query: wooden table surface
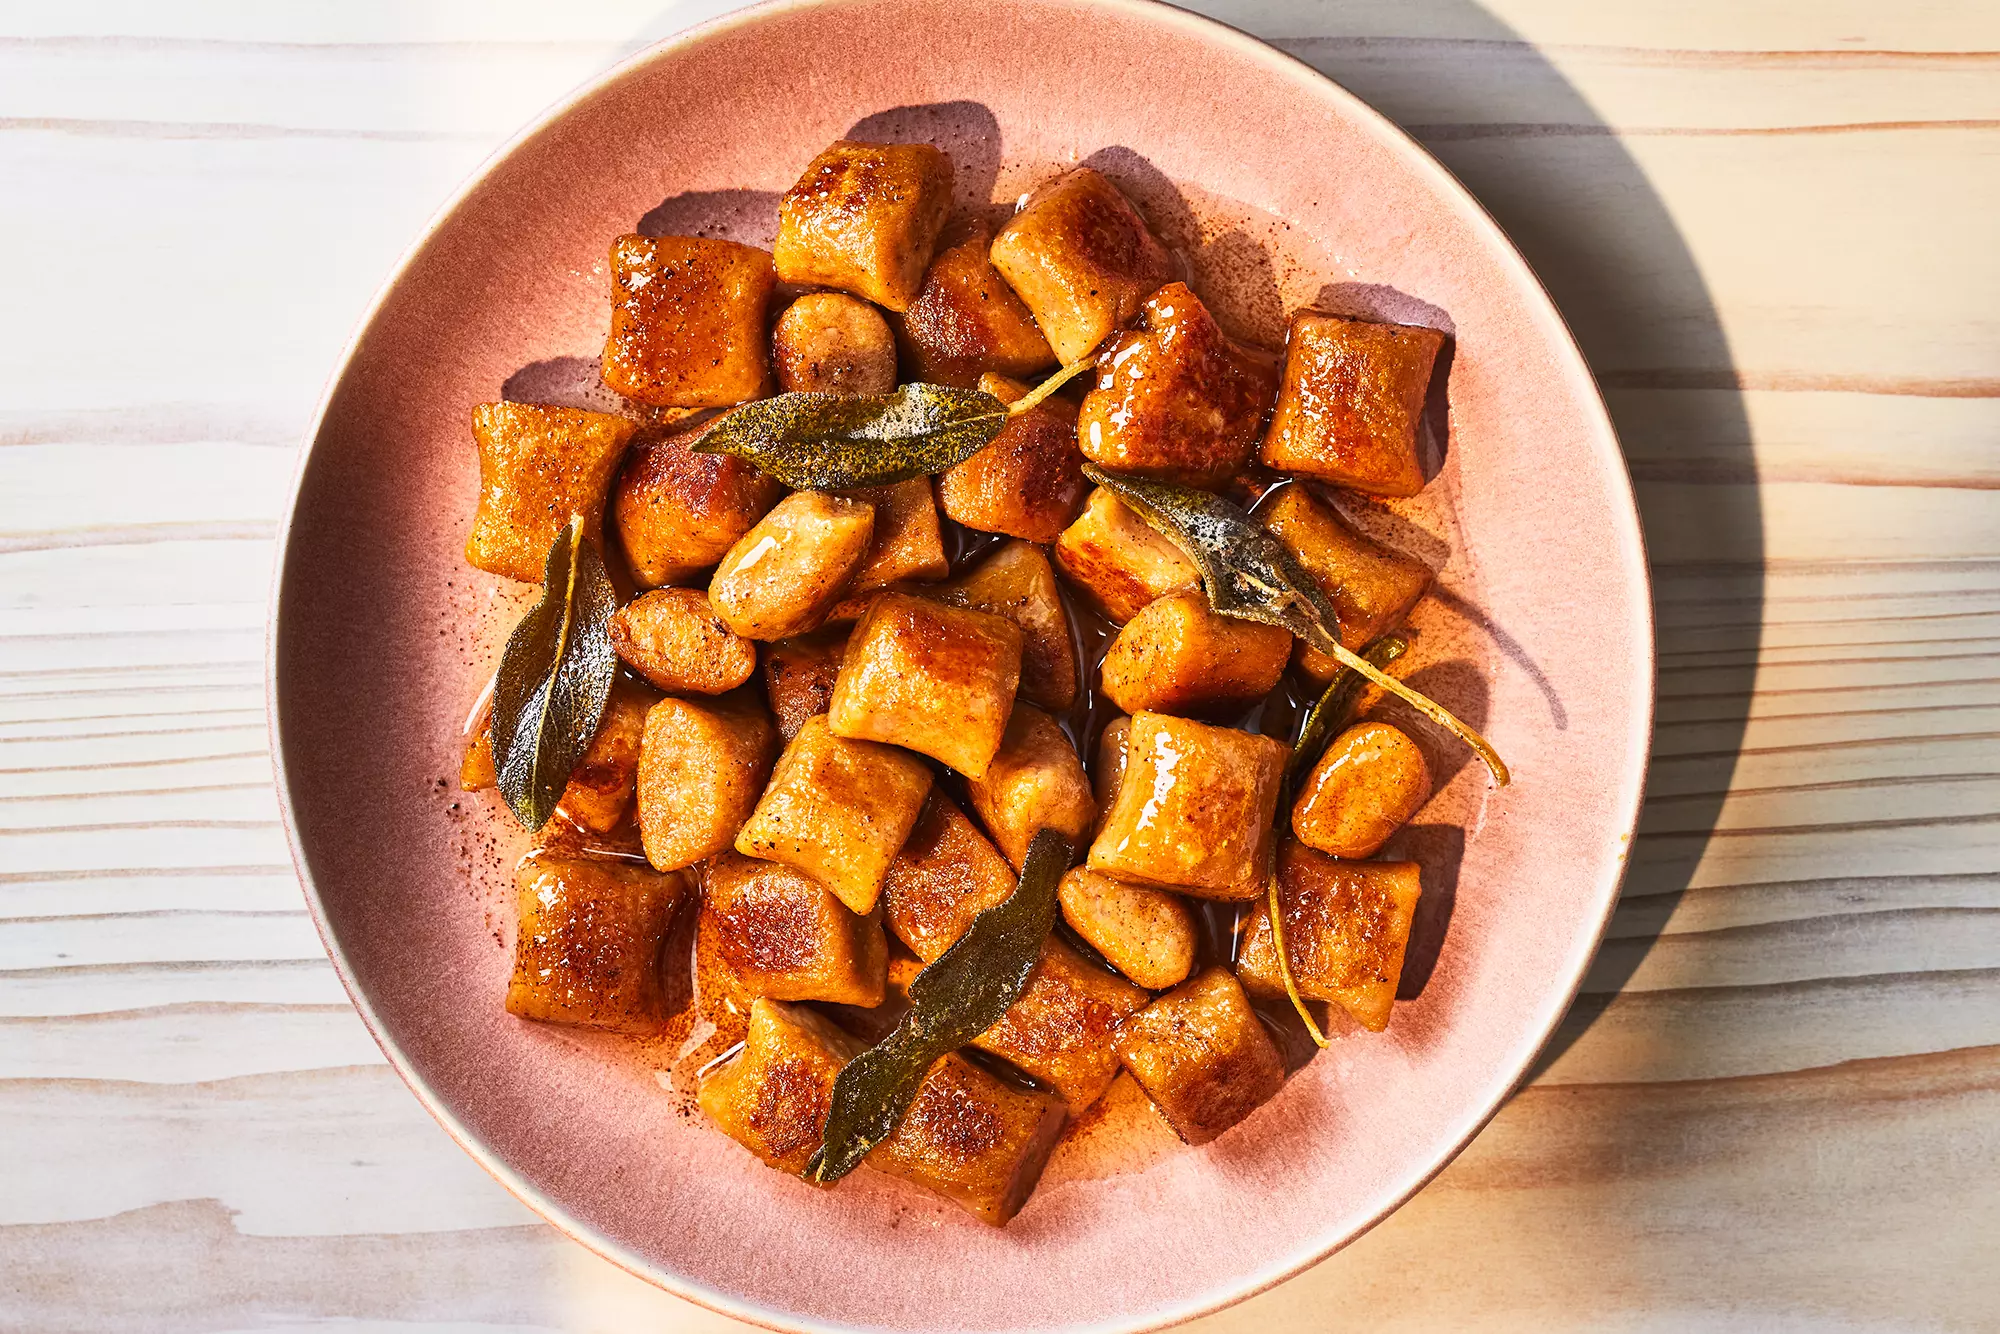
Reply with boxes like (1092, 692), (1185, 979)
(4, 1), (1996, 1329)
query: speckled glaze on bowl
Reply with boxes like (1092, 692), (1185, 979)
(269, 0), (1652, 1329)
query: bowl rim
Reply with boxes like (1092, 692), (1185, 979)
(267, 0), (1655, 1328)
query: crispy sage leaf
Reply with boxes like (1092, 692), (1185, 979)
(1083, 465), (1511, 786)
(808, 828), (1074, 1185)
(490, 516), (619, 831)
(692, 383), (1009, 489)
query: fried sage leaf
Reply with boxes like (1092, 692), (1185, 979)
(692, 383), (1009, 489)
(1083, 465), (1510, 786)
(491, 516), (619, 831)
(808, 828), (1073, 1185)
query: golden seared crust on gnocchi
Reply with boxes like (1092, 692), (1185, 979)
(771, 292), (899, 396)
(611, 417), (784, 590)
(989, 167), (1175, 365)
(893, 217), (1056, 387)
(709, 491), (877, 641)
(608, 587), (757, 695)
(968, 937), (1148, 1113)
(1236, 844), (1422, 1032)
(835, 478), (949, 593)
(1258, 483), (1433, 675)
(699, 852), (887, 1007)
(735, 714), (934, 916)
(636, 689), (778, 872)
(1053, 486), (1199, 624)
(698, 998), (864, 1176)
(1259, 311), (1446, 497)
(505, 854), (686, 1035)
(466, 401), (640, 583)
(1113, 967), (1287, 1145)
(774, 140), (954, 313)
(881, 790), (1017, 962)
(964, 703), (1096, 871)
(1291, 720), (1432, 859)
(827, 591), (1023, 778)
(460, 132), (1493, 1224)
(1089, 712), (1288, 900)
(1057, 866), (1196, 990)
(933, 540), (1078, 712)
(936, 373), (1087, 543)
(864, 1050), (1068, 1226)
(601, 234), (775, 408)
(1077, 283), (1278, 489)
(1098, 588), (1292, 718)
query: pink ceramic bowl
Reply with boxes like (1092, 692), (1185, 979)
(270, 0), (1652, 1329)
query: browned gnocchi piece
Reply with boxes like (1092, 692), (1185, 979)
(761, 627), (849, 742)
(774, 141), (954, 312)
(1088, 711), (1286, 900)
(698, 998), (863, 1176)
(1097, 588), (1292, 717)
(892, 217), (1057, 387)
(465, 401), (640, 583)
(827, 592), (1023, 778)
(865, 1050), (1067, 1226)
(1113, 966), (1287, 1145)
(551, 676), (655, 833)
(1291, 721), (1433, 859)
(771, 292), (898, 395)
(935, 373), (1087, 543)
(1258, 483), (1433, 677)
(735, 714), (934, 915)
(933, 540), (1078, 713)
(699, 852), (887, 1006)
(1236, 842), (1422, 1032)
(611, 417), (783, 589)
(964, 703), (1096, 870)
(989, 168), (1174, 365)
(1057, 866), (1196, 990)
(1076, 283), (1277, 488)
(971, 937), (1148, 1113)
(709, 491), (876, 640)
(608, 587), (756, 695)
(836, 478), (948, 593)
(1090, 715), (1131, 833)
(1259, 311), (1446, 497)
(601, 234), (775, 407)
(505, 854), (686, 1035)
(1052, 486), (1199, 624)
(635, 689), (779, 872)
(881, 790), (1017, 962)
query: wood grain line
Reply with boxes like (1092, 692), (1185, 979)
(0, 909), (305, 927)
(1654, 729), (2000, 761)
(1271, 38), (2000, 69)
(0, 524), (274, 555)
(1658, 676), (2000, 703)
(0, 820), (281, 836)
(0, 753), (268, 779)
(0, 782), (271, 806)
(0, 116), (489, 143)
(1416, 119), (2000, 141)
(1601, 369), (2000, 398)
(1643, 771), (2000, 803)
(0, 724), (266, 746)
(1640, 811), (2000, 839)
(0, 866), (294, 887)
